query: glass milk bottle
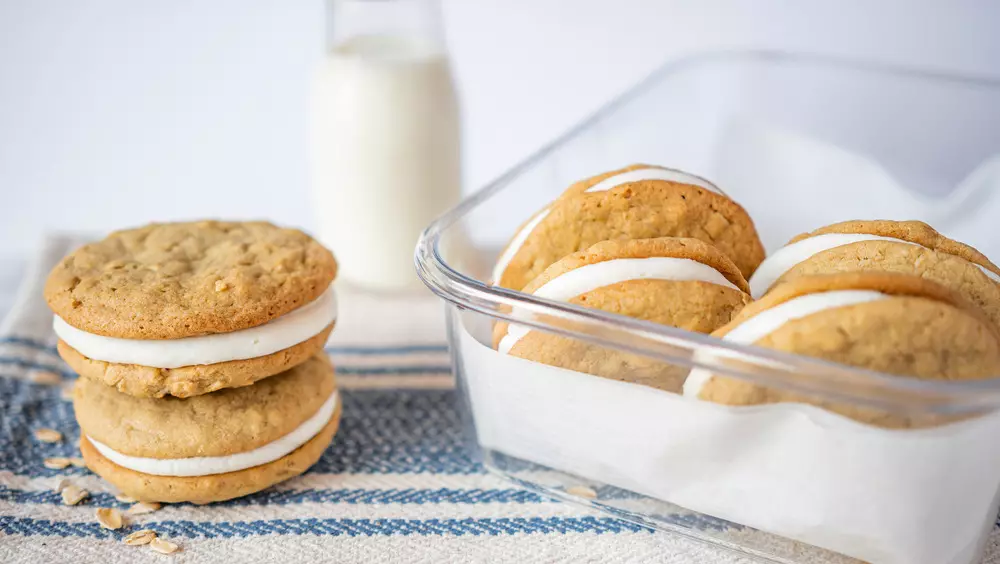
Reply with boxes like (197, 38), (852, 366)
(311, 0), (461, 291)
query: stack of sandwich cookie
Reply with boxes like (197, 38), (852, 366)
(76, 355), (340, 504)
(747, 219), (1000, 329)
(492, 164), (765, 291)
(684, 272), (1000, 428)
(44, 220), (340, 503)
(494, 237), (751, 392)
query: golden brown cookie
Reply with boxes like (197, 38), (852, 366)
(74, 354), (340, 503)
(58, 322), (334, 399)
(495, 237), (751, 392)
(80, 412), (340, 504)
(685, 273), (1000, 428)
(45, 220), (337, 339)
(748, 220), (1000, 317)
(46, 220), (339, 397)
(491, 165), (765, 290)
(789, 220), (998, 267)
(556, 163), (719, 200)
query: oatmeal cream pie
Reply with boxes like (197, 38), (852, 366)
(491, 164), (765, 291)
(76, 354), (340, 504)
(684, 273), (1000, 428)
(747, 220), (1000, 330)
(45, 221), (338, 398)
(494, 237), (751, 392)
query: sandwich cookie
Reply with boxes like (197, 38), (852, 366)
(45, 221), (339, 398)
(748, 220), (1000, 328)
(491, 164), (765, 291)
(684, 273), (1000, 428)
(494, 237), (751, 392)
(76, 354), (340, 504)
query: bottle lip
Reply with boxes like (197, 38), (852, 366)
(324, 0), (447, 54)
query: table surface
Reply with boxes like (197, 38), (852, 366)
(0, 238), (760, 564)
(4, 239), (1000, 563)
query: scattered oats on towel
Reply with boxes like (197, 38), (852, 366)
(31, 371), (62, 385)
(34, 428), (62, 443)
(128, 501), (162, 515)
(566, 485), (598, 499)
(53, 478), (71, 493)
(123, 529), (157, 546)
(115, 493), (138, 503)
(69, 457), (86, 467)
(61, 485), (89, 505)
(60, 382), (75, 401)
(44, 457), (71, 470)
(96, 507), (124, 530)
(150, 538), (180, 555)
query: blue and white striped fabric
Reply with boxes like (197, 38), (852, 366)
(2, 237), (1000, 564)
(0, 236), (734, 564)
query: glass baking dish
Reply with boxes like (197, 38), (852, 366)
(415, 51), (1000, 564)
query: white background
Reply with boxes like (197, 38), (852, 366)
(1, 0), (998, 260)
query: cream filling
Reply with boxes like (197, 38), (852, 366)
(491, 166), (721, 284)
(498, 257), (740, 354)
(491, 208), (551, 284)
(748, 233), (1000, 299)
(53, 284), (338, 368)
(584, 166), (722, 194)
(683, 290), (889, 398)
(88, 390), (339, 477)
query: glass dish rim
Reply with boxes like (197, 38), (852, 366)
(415, 49), (1000, 415)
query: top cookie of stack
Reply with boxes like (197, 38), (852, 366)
(45, 221), (339, 398)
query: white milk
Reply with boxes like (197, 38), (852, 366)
(311, 34), (461, 291)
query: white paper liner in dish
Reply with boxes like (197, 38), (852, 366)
(458, 322), (1000, 564)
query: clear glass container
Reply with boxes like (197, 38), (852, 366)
(415, 52), (1000, 564)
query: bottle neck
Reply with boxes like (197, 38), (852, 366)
(324, 0), (446, 53)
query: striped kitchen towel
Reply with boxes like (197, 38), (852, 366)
(1, 236), (998, 564)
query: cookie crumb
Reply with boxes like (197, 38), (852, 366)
(566, 485), (598, 499)
(53, 478), (71, 493)
(69, 457), (87, 468)
(150, 538), (180, 555)
(115, 493), (138, 503)
(61, 485), (89, 505)
(96, 507), (124, 530)
(124, 529), (157, 546)
(60, 382), (75, 401)
(44, 457), (71, 470)
(128, 501), (162, 515)
(31, 371), (62, 385)
(214, 280), (229, 292)
(34, 428), (62, 443)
